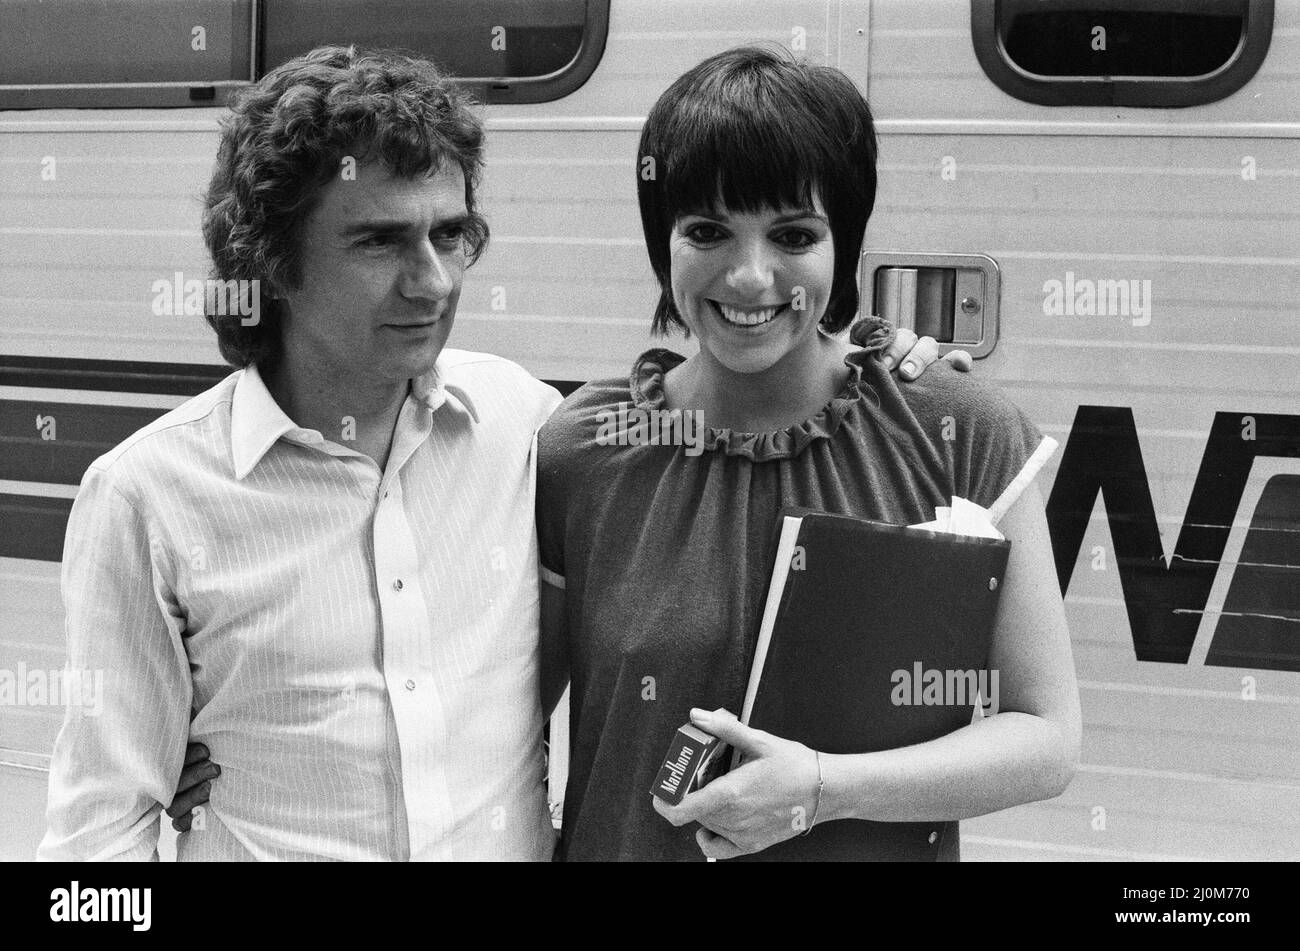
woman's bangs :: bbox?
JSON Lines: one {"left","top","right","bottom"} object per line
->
{"left": 664, "top": 104, "right": 822, "bottom": 219}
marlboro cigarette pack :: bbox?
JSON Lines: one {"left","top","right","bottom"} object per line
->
{"left": 650, "top": 723, "right": 728, "bottom": 805}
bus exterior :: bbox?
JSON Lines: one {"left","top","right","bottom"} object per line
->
{"left": 1, "top": 0, "right": 1296, "bottom": 860}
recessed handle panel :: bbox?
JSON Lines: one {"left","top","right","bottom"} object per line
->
{"left": 860, "top": 251, "right": 1002, "bottom": 359}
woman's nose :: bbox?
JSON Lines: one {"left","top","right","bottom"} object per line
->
{"left": 725, "top": 242, "right": 775, "bottom": 294}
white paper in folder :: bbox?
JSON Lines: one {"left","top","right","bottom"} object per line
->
{"left": 907, "top": 496, "right": 1005, "bottom": 540}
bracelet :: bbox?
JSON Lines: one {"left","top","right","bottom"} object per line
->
{"left": 803, "top": 750, "right": 824, "bottom": 836}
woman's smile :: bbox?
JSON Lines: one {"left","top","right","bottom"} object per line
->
{"left": 709, "top": 300, "right": 789, "bottom": 328}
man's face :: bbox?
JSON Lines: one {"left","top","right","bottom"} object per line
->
{"left": 277, "top": 158, "right": 469, "bottom": 387}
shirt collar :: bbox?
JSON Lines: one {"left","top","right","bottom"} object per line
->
{"left": 230, "top": 360, "right": 480, "bottom": 480}
{"left": 410, "top": 362, "right": 481, "bottom": 424}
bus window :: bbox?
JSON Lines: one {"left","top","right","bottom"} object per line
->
{"left": 0, "top": 0, "right": 608, "bottom": 110}
{"left": 971, "top": 0, "right": 1274, "bottom": 107}
{"left": 262, "top": 0, "right": 610, "bottom": 104}
{"left": 0, "top": 0, "right": 254, "bottom": 109}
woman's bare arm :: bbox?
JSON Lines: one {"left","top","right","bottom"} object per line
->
{"left": 656, "top": 482, "right": 1081, "bottom": 857}
{"left": 819, "top": 481, "right": 1081, "bottom": 821}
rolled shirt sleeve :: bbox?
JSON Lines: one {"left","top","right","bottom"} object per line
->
{"left": 37, "top": 465, "right": 192, "bottom": 861}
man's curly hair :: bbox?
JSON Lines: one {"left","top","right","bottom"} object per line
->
{"left": 201, "top": 46, "right": 489, "bottom": 369}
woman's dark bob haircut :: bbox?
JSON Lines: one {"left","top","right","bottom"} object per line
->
{"left": 637, "top": 45, "right": 878, "bottom": 336}
{"left": 201, "top": 46, "right": 488, "bottom": 369}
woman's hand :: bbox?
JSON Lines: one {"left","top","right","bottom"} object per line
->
{"left": 165, "top": 742, "right": 219, "bottom": 832}
{"left": 652, "top": 708, "right": 821, "bottom": 860}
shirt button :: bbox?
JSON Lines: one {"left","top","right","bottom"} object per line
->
{"left": 928, "top": 831, "right": 939, "bottom": 845}
{"left": 393, "top": 578, "right": 403, "bottom": 591}
{"left": 405, "top": 679, "right": 416, "bottom": 691}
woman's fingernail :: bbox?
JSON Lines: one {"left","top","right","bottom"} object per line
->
{"left": 902, "top": 361, "right": 916, "bottom": 377}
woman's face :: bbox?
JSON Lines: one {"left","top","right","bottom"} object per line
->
{"left": 669, "top": 195, "right": 835, "bottom": 376}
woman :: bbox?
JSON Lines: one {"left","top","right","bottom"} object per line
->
{"left": 535, "top": 45, "right": 1080, "bottom": 861}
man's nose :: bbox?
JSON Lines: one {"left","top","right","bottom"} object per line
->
{"left": 725, "top": 241, "right": 775, "bottom": 294}
{"left": 401, "top": 237, "right": 456, "bottom": 300}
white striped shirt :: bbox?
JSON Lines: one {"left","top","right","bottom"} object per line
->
{"left": 37, "top": 350, "right": 562, "bottom": 861}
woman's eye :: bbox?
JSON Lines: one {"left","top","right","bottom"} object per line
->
{"left": 683, "top": 223, "right": 725, "bottom": 243}
{"left": 775, "top": 229, "right": 817, "bottom": 250}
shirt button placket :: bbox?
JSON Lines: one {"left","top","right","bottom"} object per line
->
{"left": 374, "top": 474, "right": 444, "bottom": 856}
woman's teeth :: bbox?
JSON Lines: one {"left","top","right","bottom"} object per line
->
{"left": 715, "top": 302, "right": 780, "bottom": 326}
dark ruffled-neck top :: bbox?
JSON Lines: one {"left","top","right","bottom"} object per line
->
{"left": 535, "top": 323, "right": 1052, "bottom": 862}
{"left": 627, "top": 318, "right": 897, "bottom": 462}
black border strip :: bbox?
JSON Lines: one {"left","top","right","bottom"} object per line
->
{"left": 2, "top": 401, "right": 169, "bottom": 485}
{"left": 1, "top": 356, "right": 232, "bottom": 397}
{"left": 0, "top": 495, "right": 73, "bottom": 562}
{"left": 0, "top": 355, "right": 579, "bottom": 400}
{"left": 3, "top": 355, "right": 583, "bottom": 398}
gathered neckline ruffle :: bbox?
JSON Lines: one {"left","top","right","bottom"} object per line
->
{"left": 627, "top": 317, "right": 894, "bottom": 462}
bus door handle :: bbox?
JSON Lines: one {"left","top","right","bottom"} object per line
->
{"left": 860, "top": 251, "right": 1002, "bottom": 358}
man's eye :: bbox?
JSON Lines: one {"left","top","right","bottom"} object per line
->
{"left": 358, "top": 234, "right": 393, "bottom": 248}
{"left": 431, "top": 225, "right": 465, "bottom": 244}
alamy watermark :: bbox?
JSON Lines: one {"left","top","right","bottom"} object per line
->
{"left": 1042, "top": 271, "right": 1152, "bottom": 327}
{"left": 150, "top": 271, "right": 261, "bottom": 326}
{"left": 50, "top": 881, "right": 150, "bottom": 931}
{"left": 891, "top": 663, "right": 999, "bottom": 714}
{"left": 595, "top": 402, "right": 706, "bottom": 457}
{"left": 0, "top": 664, "right": 103, "bottom": 717}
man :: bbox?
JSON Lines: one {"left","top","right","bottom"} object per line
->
{"left": 38, "top": 46, "right": 948, "bottom": 861}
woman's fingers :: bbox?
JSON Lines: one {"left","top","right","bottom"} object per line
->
{"left": 696, "top": 826, "right": 746, "bottom": 860}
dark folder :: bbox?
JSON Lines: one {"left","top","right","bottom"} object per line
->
{"left": 730, "top": 508, "right": 1010, "bottom": 862}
